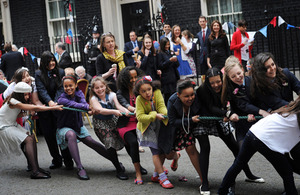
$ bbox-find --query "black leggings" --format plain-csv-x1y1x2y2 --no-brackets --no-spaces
196,123,255,188
124,130,140,163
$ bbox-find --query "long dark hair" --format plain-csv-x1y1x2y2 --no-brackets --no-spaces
4,92,29,105
274,96,300,127
117,66,144,92
202,68,223,105
250,52,287,97
209,20,226,40
39,51,62,91
159,37,170,53
11,68,29,83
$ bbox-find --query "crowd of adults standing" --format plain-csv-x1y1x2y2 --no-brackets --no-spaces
0,15,300,195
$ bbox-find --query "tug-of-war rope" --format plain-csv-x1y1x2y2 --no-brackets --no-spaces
62,107,263,120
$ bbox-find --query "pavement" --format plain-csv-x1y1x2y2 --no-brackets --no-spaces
1,119,299,195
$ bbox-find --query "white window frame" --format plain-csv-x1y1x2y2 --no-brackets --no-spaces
201,0,242,24
45,0,80,62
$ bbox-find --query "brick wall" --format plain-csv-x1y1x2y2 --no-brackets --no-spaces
241,0,300,70
10,0,49,46
161,0,201,35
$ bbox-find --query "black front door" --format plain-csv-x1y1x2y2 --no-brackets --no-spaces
121,1,150,42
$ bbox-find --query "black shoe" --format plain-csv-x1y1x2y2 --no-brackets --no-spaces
38,168,51,176
30,171,51,179
140,166,147,175
116,171,128,180
119,162,125,172
77,167,90,180
49,163,62,169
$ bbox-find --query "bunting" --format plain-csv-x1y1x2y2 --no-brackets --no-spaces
270,16,277,27
67,29,73,38
65,36,71,44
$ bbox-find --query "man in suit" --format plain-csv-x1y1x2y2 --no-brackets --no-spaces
55,42,73,69
124,31,142,66
159,23,172,41
0,43,25,81
196,16,211,80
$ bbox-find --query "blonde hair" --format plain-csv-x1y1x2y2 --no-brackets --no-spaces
221,56,244,105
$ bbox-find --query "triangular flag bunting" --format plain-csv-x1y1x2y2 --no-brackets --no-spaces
23,47,29,56
287,24,295,29
259,25,268,37
18,47,24,56
65,36,71,44
270,16,277,27
222,22,229,33
30,53,36,63
67,29,73,38
227,22,235,29
69,14,74,23
278,16,285,26
69,3,72,12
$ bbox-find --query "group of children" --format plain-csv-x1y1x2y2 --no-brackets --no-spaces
1,50,300,194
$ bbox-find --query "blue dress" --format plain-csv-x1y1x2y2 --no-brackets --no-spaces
173,44,192,76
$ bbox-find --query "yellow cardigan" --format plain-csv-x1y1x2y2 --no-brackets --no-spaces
136,89,168,134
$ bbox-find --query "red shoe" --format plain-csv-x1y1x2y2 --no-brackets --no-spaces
163,166,169,175
151,175,159,183
159,178,174,189
171,151,181,171
134,178,143,185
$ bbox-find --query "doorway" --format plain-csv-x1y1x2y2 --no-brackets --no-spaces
121,1,150,42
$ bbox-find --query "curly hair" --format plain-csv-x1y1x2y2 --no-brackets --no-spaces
250,52,287,97
133,77,161,97
117,66,144,92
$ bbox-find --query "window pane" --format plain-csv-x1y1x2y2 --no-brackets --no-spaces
49,1,58,19
0,4,2,20
207,0,219,15
59,1,66,18
233,0,242,12
221,15,233,23
53,21,62,37
219,0,232,14
207,16,219,25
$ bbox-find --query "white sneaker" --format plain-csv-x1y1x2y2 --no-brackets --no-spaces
199,185,210,195
245,177,265,183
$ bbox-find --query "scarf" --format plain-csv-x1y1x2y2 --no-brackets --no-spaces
102,50,126,72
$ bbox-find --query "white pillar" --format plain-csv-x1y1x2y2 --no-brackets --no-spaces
1,0,13,43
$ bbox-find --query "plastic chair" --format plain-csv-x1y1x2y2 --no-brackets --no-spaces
77,79,93,129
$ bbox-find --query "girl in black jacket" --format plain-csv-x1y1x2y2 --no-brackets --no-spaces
157,37,180,103
195,68,263,194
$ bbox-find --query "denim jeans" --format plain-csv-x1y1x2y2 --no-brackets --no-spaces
218,131,297,195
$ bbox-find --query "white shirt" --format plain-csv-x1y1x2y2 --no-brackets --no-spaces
0,98,21,129
241,35,250,61
91,92,116,106
250,113,300,154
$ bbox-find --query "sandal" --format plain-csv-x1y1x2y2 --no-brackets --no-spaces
171,151,181,171
159,178,174,189
134,178,143,185
178,176,188,182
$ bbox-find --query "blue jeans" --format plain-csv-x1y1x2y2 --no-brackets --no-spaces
218,131,297,195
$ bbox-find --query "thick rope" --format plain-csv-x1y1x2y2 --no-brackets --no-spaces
198,116,263,120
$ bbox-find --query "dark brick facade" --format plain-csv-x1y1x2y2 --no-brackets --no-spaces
241,0,300,70
10,0,49,46
161,0,201,35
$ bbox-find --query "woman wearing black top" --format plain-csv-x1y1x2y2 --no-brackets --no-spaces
157,37,180,103
137,36,160,80
35,51,73,169
207,20,230,70
95,33,129,92
194,68,262,195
